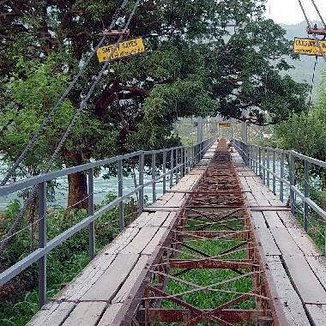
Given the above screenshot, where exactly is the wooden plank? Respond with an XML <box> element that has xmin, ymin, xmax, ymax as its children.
<box><xmin>259</xmin><ymin>187</ymin><xmax>283</xmax><ymax>206</ymax></box>
<box><xmin>62</xmin><ymin>302</ymin><xmax>107</xmax><ymax>326</ymax></box>
<box><xmin>245</xmin><ymin>192</ymin><xmax>258</xmax><ymax>206</ymax></box>
<box><xmin>103</xmin><ymin>227</ymin><xmax>140</xmax><ymax>255</ymax></box>
<box><xmin>265</xmin><ymin>256</ymin><xmax>311</xmax><ymax>325</ymax></box>
<box><xmin>165</xmin><ymin>192</ymin><xmax>186</xmax><ymax>207</ymax></box>
<box><xmin>306</xmin><ymin>304</ymin><xmax>326</xmax><ymax>325</ymax></box>
<box><xmin>246</xmin><ymin>178</ymin><xmax>271</xmax><ymax>206</ymax></box>
<box><xmin>128</xmin><ymin>212</ymin><xmax>151</xmax><ymax>228</ymax></box>
<box><xmin>287</xmin><ymin>227</ymin><xmax>321</xmax><ymax>257</ymax></box>
<box><xmin>146</xmin><ymin>211</ymin><xmax>170</xmax><ymax>227</ymax></box>
<box><xmin>81</xmin><ymin>254</ymin><xmax>138</xmax><ymax>301</ymax></box>
<box><xmin>130</xmin><ymin>211</ymin><xmax>170</xmax><ymax>228</ymax></box>
<box><xmin>152</xmin><ymin>192</ymin><xmax>174</xmax><ymax>207</ymax></box>
<box><xmin>269</xmin><ymin>228</ymin><xmax>302</xmax><ymax>257</ymax></box>
<box><xmin>283</xmin><ymin>255</ymin><xmax>326</xmax><ymax>304</ymax></box>
<box><xmin>263</xmin><ymin>211</ymin><xmax>285</xmax><ymax>228</ymax></box>
<box><xmin>277</xmin><ymin>211</ymin><xmax>299</xmax><ymax>229</ymax></box>
<box><xmin>142</xmin><ymin>228</ymin><xmax>167</xmax><ymax>255</ymax></box>
<box><xmin>238</xmin><ymin>176</ymin><xmax>252</xmax><ymax>193</ymax></box>
<box><xmin>59</xmin><ymin>254</ymin><xmax>117</xmax><ymax>301</ymax></box>
<box><xmin>162</xmin><ymin>212</ymin><xmax>177</xmax><ymax>228</ymax></box>
<box><xmin>306</xmin><ymin>256</ymin><xmax>326</xmax><ymax>289</ymax></box>
<box><xmin>255</xmin><ymin>227</ymin><xmax>281</xmax><ymax>256</ymax></box>
<box><xmin>97</xmin><ymin>303</ymin><xmax>123</xmax><ymax>326</ymax></box>
<box><xmin>28</xmin><ymin>302</ymin><xmax>76</xmax><ymax>326</ymax></box>
<box><xmin>112</xmin><ymin>256</ymin><xmax>149</xmax><ymax>303</ymax></box>
<box><xmin>121</xmin><ymin>227</ymin><xmax>160</xmax><ymax>254</ymax></box>
<box><xmin>250</xmin><ymin>211</ymin><xmax>267</xmax><ymax>229</ymax></box>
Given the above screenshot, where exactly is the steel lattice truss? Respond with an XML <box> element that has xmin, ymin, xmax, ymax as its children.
<box><xmin>132</xmin><ymin>140</ymin><xmax>275</xmax><ymax>325</ymax></box>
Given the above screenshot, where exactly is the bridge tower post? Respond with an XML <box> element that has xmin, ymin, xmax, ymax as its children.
<box><xmin>197</xmin><ymin>117</ymin><xmax>203</xmax><ymax>144</ymax></box>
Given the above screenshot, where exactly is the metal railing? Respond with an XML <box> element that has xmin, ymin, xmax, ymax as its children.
<box><xmin>232</xmin><ymin>139</ymin><xmax>326</xmax><ymax>254</ymax></box>
<box><xmin>0</xmin><ymin>138</ymin><xmax>215</xmax><ymax>307</ymax></box>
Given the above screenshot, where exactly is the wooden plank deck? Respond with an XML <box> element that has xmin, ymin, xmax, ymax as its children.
<box><xmin>233</xmin><ymin>149</ymin><xmax>326</xmax><ymax>325</ymax></box>
<box><xmin>28</xmin><ymin>143</ymin><xmax>218</xmax><ymax>326</ymax></box>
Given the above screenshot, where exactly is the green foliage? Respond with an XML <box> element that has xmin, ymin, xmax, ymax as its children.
<box><xmin>0</xmin><ymin>196</ymin><xmax>136</xmax><ymax>325</ymax></box>
<box><xmin>274</xmin><ymin>105</ymin><xmax>326</xmax><ymax>161</ymax></box>
<box><xmin>0</xmin><ymin>0</ymin><xmax>309</xmax><ymax>168</ymax></box>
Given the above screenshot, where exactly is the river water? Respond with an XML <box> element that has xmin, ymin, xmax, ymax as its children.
<box><xmin>0</xmin><ymin>159</ymin><xmax>163</xmax><ymax>211</ymax></box>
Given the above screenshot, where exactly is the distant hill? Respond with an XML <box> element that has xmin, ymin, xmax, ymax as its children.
<box><xmin>281</xmin><ymin>21</ymin><xmax>325</xmax><ymax>100</ymax></box>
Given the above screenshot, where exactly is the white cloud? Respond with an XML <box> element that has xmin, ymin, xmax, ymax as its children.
<box><xmin>267</xmin><ymin>0</ymin><xmax>326</xmax><ymax>25</ymax></box>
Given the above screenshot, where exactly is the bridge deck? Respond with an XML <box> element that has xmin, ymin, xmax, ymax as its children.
<box><xmin>28</xmin><ymin>142</ymin><xmax>326</xmax><ymax>325</ymax></box>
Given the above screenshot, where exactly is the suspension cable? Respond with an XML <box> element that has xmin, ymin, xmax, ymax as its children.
<box><xmin>310</xmin><ymin>0</ymin><xmax>326</xmax><ymax>28</ymax></box>
<box><xmin>298</xmin><ymin>0</ymin><xmax>311</xmax><ymax>28</ymax></box>
<box><xmin>0</xmin><ymin>0</ymin><xmax>129</xmax><ymax>186</ymax></box>
<box><xmin>297</xmin><ymin>0</ymin><xmax>326</xmax><ymax>63</ymax></box>
<box><xmin>308</xmin><ymin>56</ymin><xmax>318</xmax><ymax>106</ymax></box>
<box><xmin>0</xmin><ymin>0</ymin><xmax>141</xmax><ymax>252</ymax></box>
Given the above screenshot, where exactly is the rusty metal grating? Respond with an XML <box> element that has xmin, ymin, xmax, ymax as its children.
<box><xmin>131</xmin><ymin>139</ymin><xmax>275</xmax><ymax>325</ymax></box>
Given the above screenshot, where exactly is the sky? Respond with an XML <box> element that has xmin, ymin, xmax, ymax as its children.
<box><xmin>267</xmin><ymin>0</ymin><xmax>326</xmax><ymax>25</ymax></box>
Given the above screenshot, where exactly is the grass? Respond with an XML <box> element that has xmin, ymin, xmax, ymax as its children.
<box><xmin>154</xmin><ymin>212</ymin><xmax>257</xmax><ymax>326</ymax></box>
<box><xmin>295</xmin><ymin>208</ymin><xmax>325</xmax><ymax>253</ymax></box>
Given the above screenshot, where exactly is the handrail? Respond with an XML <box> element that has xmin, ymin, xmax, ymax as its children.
<box><xmin>0</xmin><ymin>137</ymin><xmax>215</xmax><ymax>307</ymax></box>
<box><xmin>231</xmin><ymin>138</ymin><xmax>326</xmax><ymax>254</ymax></box>
<box><xmin>0</xmin><ymin>142</ymin><xmax>207</xmax><ymax>196</ymax></box>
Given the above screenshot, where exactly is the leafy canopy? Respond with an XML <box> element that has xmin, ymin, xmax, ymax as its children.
<box><xmin>0</xmin><ymin>0</ymin><xmax>308</xmax><ymax>175</ymax></box>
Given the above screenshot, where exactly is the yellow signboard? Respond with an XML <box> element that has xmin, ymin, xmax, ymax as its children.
<box><xmin>97</xmin><ymin>38</ymin><xmax>145</xmax><ymax>63</ymax></box>
<box><xmin>219</xmin><ymin>122</ymin><xmax>231</xmax><ymax>128</ymax></box>
<box><xmin>293</xmin><ymin>37</ymin><xmax>326</xmax><ymax>56</ymax></box>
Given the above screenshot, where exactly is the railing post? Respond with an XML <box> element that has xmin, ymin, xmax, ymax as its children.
<box><xmin>267</xmin><ymin>148</ymin><xmax>270</xmax><ymax>188</ymax></box>
<box><xmin>259</xmin><ymin>147</ymin><xmax>262</xmax><ymax>179</ymax></box>
<box><xmin>176</xmin><ymin>149</ymin><xmax>180</xmax><ymax>184</ymax></box>
<box><xmin>181</xmin><ymin>147</ymin><xmax>185</xmax><ymax>178</ymax></box>
<box><xmin>262</xmin><ymin>148</ymin><xmax>266</xmax><ymax>184</ymax></box>
<box><xmin>163</xmin><ymin>150</ymin><xmax>167</xmax><ymax>194</ymax></box>
<box><xmin>304</xmin><ymin>160</ymin><xmax>310</xmax><ymax>232</ymax></box>
<box><xmin>139</xmin><ymin>152</ymin><xmax>144</xmax><ymax>212</ymax></box>
<box><xmin>87</xmin><ymin>169</ymin><xmax>95</xmax><ymax>259</ymax></box>
<box><xmin>280</xmin><ymin>151</ymin><xmax>285</xmax><ymax>202</ymax></box>
<box><xmin>38</xmin><ymin>182</ymin><xmax>47</xmax><ymax>308</ymax></box>
<box><xmin>272</xmin><ymin>150</ymin><xmax>276</xmax><ymax>195</ymax></box>
<box><xmin>170</xmin><ymin>149</ymin><xmax>174</xmax><ymax>188</ymax></box>
<box><xmin>289</xmin><ymin>152</ymin><xmax>296</xmax><ymax>215</ymax></box>
<box><xmin>118</xmin><ymin>160</ymin><xmax>124</xmax><ymax>230</ymax></box>
<box><xmin>255</xmin><ymin>146</ymin><xmax>259</xmax><ymax>175</ymax></box>
<box><xmin>152</xmin><ymin>152</ymin><xmax>156</xmax><ymax>203</ymax></box>
<box><xmin>324</xmin><ymin>225</ymin><xmax>326</xmax><ymax>257</ymax></box>
<box><xmin>184</xmin><ymin>148</ymin><xmax>189</xmax><ymax>174</ymax></box>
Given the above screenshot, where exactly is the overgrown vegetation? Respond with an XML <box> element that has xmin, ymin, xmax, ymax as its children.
<box><xmin>0</xmin><ymin>195</ymin><xmax>137</xmax><ymax>325</ymax></box>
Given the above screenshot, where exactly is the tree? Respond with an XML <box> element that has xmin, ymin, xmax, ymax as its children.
<box><xmin>274</xmin><ymin>78</ymin><xmax>326</xmax><ymax>160</ymax></box>
<box><xmin>0</xmin><ymin>0</ymin><xmax>308</xmax><ymax>210</ymax></box>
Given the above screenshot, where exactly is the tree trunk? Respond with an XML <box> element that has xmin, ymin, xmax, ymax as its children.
<box><xmin>67</xmin><ymin>172</ymin><xmax>88</xmax><ymax>210</ymax></box>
